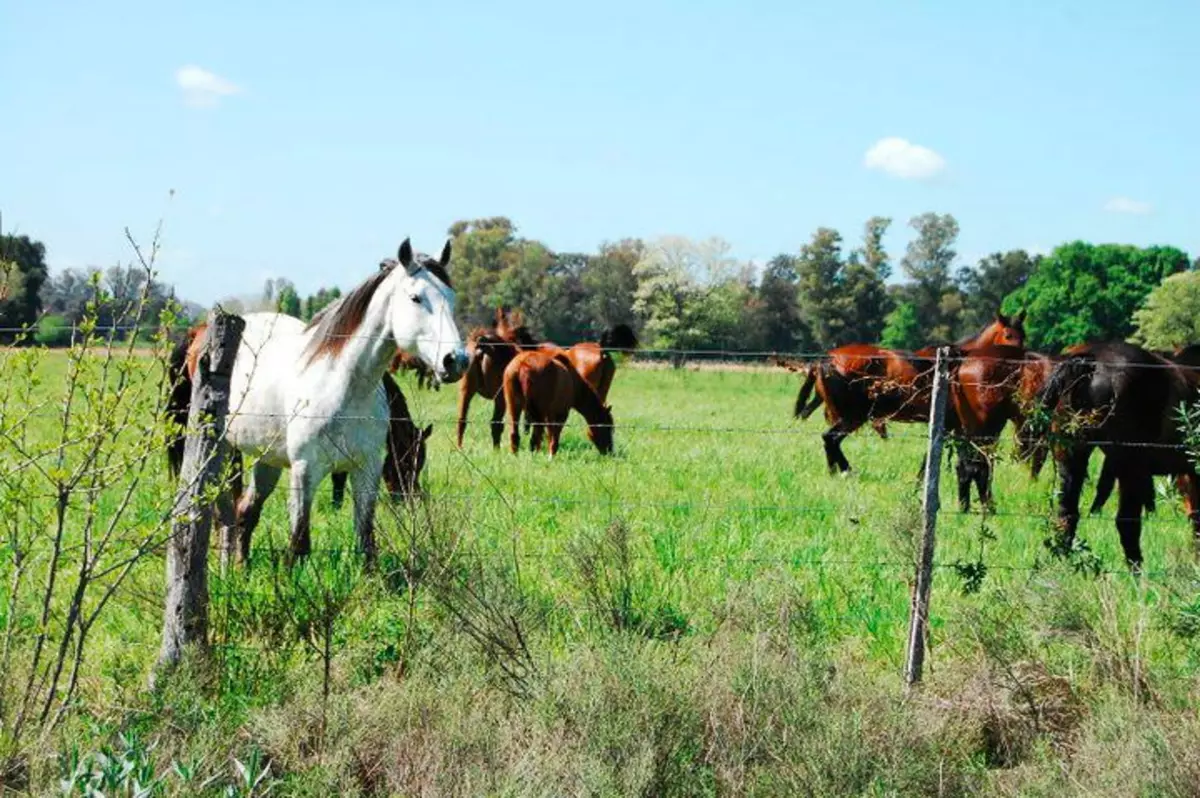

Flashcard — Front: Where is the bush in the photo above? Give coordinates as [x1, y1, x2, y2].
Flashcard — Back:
[34, 313, 72, 346]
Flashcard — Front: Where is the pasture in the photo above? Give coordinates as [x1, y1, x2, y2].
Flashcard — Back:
[4, 346, 1200, 795]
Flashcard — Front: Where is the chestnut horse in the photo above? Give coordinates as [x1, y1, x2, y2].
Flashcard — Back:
[1034, 340, 1200, 569]
[948, 344, 1056, 512]
[456, 309, 637, 448]
[502, 349, 614, 456]
[793, 312, 1026, 474]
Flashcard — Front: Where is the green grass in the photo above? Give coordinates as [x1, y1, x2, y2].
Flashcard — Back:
[4, 348, 1200, 796]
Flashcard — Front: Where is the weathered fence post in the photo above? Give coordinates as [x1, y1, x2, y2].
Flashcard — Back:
[156, 308, 244, 677]
[904, 346, 951, 689]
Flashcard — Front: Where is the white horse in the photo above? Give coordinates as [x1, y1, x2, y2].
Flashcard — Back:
[224, 238, 467, 566]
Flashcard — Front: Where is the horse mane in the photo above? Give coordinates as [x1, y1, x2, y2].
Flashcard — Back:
[304, 264, 396, 364]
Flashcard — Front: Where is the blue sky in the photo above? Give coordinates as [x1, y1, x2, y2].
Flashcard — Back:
[2, 0, 1197, 305]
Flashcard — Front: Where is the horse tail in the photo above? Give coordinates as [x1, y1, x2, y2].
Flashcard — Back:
[1035, 352, 1094, 421]
[599, 324, 639, 353]
[165, 334, 193, 479]
[794, 365, 820, 419]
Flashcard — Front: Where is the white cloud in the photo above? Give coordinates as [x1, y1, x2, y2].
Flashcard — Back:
[175, 65, 242, 109]
[1103, 196, 1152, 215]
[863, 137, 947, 181]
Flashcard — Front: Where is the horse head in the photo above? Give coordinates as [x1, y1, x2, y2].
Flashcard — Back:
[389, 238, 469, 385]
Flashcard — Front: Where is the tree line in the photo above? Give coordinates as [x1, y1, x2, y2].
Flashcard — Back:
[4, 212, 1198, 354]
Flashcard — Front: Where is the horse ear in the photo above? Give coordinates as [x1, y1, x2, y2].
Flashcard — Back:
[439, 240, 452, 268]
[995, 308, 1009, 326]
[1014, 308, 1027, 325]
[422, 423, 434, 439]
[398, 238, 415, 270]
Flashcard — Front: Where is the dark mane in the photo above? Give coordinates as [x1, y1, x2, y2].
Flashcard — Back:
[423, 260, 452, 289]
[304, 265, 395, 364]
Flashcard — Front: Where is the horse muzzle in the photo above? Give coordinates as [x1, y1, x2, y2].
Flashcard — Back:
[436, 350, 469, 385]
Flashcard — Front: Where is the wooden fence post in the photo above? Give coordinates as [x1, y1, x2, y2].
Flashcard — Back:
[156, 308, 244, 676]
[904, 346, 951, 688]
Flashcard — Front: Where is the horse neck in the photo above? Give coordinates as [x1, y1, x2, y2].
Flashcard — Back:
[331, 276, 402, 391]
[570, 370, 606, 423]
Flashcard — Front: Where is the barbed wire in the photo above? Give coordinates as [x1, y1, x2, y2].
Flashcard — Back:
[3, 324, 1200, 370]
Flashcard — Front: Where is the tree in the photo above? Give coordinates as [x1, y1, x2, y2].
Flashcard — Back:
[1131, 271, 1200, 351]
[880, 302, 923, 349]
[840, 216, 893, 343]
[795, 228, 846, 349]
[0, 233, 49, 342]
[756, 253, 809, 353]
[34, 314, 73, 346]
[276, 285, 302, 318]
[580, 239, 642, 336]
[632, 235, 746, 357]
[302, 287, 342, 322]
[956, 250, 1037, 335]
[446, 217, 521, 327]
[900, 213, 961, 341]
[1003, 242, 1191, 351]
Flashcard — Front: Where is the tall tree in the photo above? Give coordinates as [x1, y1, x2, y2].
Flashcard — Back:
[956, 250, 1037, 335]
[276, 285, 302, 318]
[880, 301, 923, 349]
[0, 233, 49, 342]
[756, 253, 809, 353]
[580, 239, 642, 336]
[795, 228, 846, 349]
[840, 216, 893, 343]
[1004, 242, 1192, 351]
[900, 212, 961, 341]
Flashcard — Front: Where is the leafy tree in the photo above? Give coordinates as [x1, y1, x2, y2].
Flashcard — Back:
[880, 302, 923, 349]
[0, 233, 49, 342]
[956, 250, 1037, 336]
[840, 216, 893, 343]
[756, 253, 809, 353]
[633, 235, 747, 357]
[446, 217, 521, 327]
[276, 285, 302, 318]
[1003, 242, 1191, 351]
[302, 287, 342, 321]
[795, 228, 846, 349]
[1131, 270, 1200, 351]
[900, 212, 961, 341]
[580, 239, 642, 336]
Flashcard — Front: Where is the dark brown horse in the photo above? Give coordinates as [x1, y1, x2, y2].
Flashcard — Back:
[793, 312, 1026, 474]
[948, 344, 1056, 512]
[502, 349, 614, 456]
[1034, 340, 1200, 569]
[391, 350, 438, 391]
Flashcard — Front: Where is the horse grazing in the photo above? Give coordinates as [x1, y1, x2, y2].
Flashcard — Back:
[793, 312, 1026, 474]
[167, 239, 468, 567]
[947, 344, 1056, 512]
[391, 350, 439, 391]
[1034, 340, 1200, 569]
[502, 349, 614, 456]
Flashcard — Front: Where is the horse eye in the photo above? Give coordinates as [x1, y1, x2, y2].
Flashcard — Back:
[410, 294, 422, 305]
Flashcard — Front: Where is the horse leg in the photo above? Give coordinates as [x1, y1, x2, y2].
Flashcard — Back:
[490, 394, 507, 449]
[1175, 473, 1200, 558]
[871, 419, 889, 439]
[331, 472, 347, 510]
[285, 461, 321, 566]
[349, 456, 383, 569]
[974, 447, 995, 514]
[822, 420, 858, 474]
[548, 416, 567, 458]
[1090, 454, 1117, 515]
[455, 381, 473, 449]
[528, 404, 545, 453]
[955, 441, 973, 513]
[1054, 446, 1092, 554]
[235, 463, 281, 567]
[507, 393, 523, 455]
[1115, 469, 1151, 572]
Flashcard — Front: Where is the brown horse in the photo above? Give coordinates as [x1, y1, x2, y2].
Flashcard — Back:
[391, 350, 438, 391]
[948, 344, 1056, 512]
[455, 308, 542, 448]
[1034, 340, 1200, 569]
[456, 309, 637, 448]
[502, 349, 614, 456]
[793, 312, 1026, 474]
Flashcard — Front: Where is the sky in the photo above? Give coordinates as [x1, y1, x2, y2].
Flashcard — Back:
[2, 0, 1197, 305]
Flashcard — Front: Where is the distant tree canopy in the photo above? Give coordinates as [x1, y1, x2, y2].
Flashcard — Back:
[1132, 271, 1200, 352]
[0, 233, 49, 342]
[16, 213, 1197, 358]
[40, 264, 185, 340]
[1002, 242, 1192, 352]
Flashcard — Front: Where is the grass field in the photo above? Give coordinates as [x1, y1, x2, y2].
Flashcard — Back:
[3, 347, 1200, 795]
